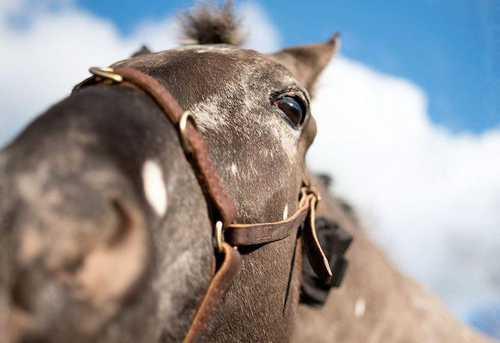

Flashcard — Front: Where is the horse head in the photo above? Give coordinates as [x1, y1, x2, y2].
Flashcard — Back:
[0, 4, 338, 342]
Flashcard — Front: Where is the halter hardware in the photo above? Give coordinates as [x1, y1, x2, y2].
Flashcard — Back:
[179, 110, 195, 154]
[89, 67, 123, 83]
[214, 221, 225, 254]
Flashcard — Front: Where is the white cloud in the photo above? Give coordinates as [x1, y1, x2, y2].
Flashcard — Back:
[0, 7, 133, 145]
[0, 1, 280, 147]
[309, 57, 500, 315]
[238, 2, 281, 53]
[1, 0, 499, 320]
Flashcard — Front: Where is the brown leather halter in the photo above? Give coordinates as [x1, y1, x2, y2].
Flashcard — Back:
[74, 66, 333, 342]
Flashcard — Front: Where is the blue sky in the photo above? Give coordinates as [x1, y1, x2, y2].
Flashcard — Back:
[77, 0, 499, 133]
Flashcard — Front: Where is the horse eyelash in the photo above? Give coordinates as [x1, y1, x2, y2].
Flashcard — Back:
[270, 88, 310, 109]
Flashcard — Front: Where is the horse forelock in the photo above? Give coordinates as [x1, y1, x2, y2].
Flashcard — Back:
[180, 1, 243, 46]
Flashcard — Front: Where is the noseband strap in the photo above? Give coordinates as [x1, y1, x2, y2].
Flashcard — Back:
[74, 67, 332, 342]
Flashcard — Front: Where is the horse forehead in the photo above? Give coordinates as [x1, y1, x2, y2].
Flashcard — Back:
[122, 45, 266, 67]
[115, 45, 287, 89]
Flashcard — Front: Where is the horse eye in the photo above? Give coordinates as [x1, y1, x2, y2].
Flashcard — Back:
[275, 96, 307, 128]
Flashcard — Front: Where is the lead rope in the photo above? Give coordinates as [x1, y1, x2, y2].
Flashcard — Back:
[74, 67, 331, 343]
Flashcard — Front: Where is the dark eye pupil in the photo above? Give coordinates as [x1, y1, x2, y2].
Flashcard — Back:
[276, 96, 305, 127]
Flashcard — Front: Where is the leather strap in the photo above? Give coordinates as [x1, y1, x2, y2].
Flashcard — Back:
[303, 196, 333, 282]
[225, 193, 314, 246]
[184, 243, 241, 342]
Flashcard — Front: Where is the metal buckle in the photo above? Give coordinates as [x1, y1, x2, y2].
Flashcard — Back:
[307, 184, 322, 203]
[214, 221, 225, 254]
[299, 183, 321, 208]
[89, 67, 123, 83]
[179, 111, 195, 154]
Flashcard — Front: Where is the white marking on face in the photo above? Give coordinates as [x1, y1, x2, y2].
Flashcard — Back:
[282, 204, 289, 220]
[142, 160, 168, 216]
[230, 163, 238, 176]
[190, 46, 236, 54]
[354, 298, 366, 318]
[265, 116, 299, 163]
[191, 100, 228, 132]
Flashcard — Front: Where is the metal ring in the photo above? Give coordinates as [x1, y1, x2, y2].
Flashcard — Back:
[214, 221, 224, 254]
[89, 67, 123, 83]
[179, 111, 194, 154]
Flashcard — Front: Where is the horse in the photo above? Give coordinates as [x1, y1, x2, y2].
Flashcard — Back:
[0, 4, 342, 342]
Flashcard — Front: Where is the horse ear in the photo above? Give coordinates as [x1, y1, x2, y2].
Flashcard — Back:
[270, 33, 341, 94]
[131, 45, 152, 57]
[300, 217, 352, 307]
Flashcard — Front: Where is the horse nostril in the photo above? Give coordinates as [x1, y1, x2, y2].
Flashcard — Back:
[10, 272, 31, 314]
[61, 256, 84, 275]
[71, 197, 152, 305]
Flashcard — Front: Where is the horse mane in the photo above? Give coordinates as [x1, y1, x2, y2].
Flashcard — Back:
[180, 1, 243, 46]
